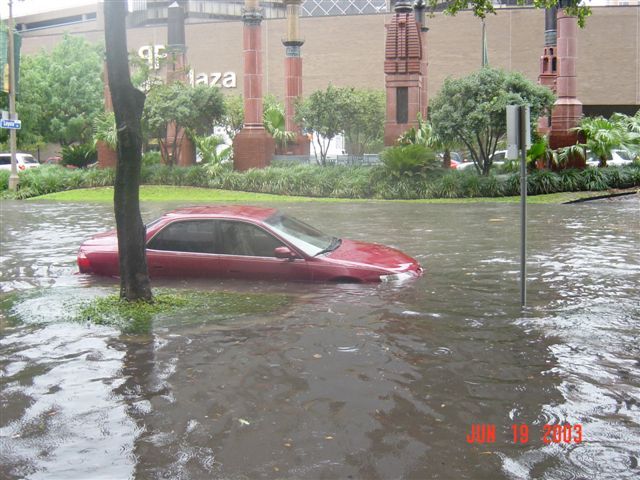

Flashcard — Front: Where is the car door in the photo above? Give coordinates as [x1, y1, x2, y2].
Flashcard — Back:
[216, 220, 310, 281]
[146, 220, 221, 277]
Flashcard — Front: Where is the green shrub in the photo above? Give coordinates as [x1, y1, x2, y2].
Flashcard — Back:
[503, 173, 521, 196]
[0, 170, 9, 191]
[142, 151, 162, 167]
[558, 169, 582, 192]
[478, 175, 502, 197]
[381, 144, 438, 178]
[528, 170, 561, 195]
[579, 168, 608, 191]
[429, 172, 462, 198]
[62, 143, 97, 168]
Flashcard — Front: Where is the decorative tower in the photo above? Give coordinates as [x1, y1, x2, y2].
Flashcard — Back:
[537, 6, 557, 135]
[97, 63, 118, 169]
[165, 1, 196, 166]
[383, 0, 426, 146]
[548, 1, 584, 167]
[282, 0, 309, 155]
[233, 0, 275, 171]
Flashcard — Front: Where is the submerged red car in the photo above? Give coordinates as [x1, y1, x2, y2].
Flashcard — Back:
[77, 206, 423, 283]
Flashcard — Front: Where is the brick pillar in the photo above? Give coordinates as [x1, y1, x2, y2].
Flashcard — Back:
[548, 6, 584, 169]
[165, 2, 195, 167]
[97, 62, 118, 169]
[383, 0, 426, 146]
[233, 1, 274, 171]
[282, 0, 309, 155]
[415, 0, 428, 120]
[537, 7, 557, 136]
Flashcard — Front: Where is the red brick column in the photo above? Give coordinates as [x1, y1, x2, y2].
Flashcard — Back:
[549, 8, 584, 167]
[383, 1, 426, 146]
[233, 2, 274, 171]
[97, 63, 117, 169]
[537, 7, 557, 136]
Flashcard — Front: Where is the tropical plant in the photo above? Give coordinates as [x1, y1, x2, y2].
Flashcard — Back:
[572, 116, 631, 167]
[381, 144, 439, 178]
[262, 99, 296, 153]
[62, 143, 97, 168]
[194, 134, 232, 177]
[399, 113, 459, 168]
[93, 111, 118, 150]
[429, 67, 555, 175]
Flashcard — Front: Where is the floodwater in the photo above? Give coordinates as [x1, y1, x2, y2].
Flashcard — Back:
[1, 197, 639, 479]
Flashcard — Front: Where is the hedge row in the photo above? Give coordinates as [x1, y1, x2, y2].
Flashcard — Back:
[2, 163, 639, 200]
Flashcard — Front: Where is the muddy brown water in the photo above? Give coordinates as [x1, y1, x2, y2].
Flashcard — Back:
[1, 198, 639, 479]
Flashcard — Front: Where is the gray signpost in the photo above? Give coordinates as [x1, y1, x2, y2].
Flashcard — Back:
[506, 105, 531, 308]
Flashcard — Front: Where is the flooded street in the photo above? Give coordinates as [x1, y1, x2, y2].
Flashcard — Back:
[1, 198, 639, 479]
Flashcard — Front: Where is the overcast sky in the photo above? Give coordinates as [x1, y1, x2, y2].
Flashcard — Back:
[0, 0, 97, 19]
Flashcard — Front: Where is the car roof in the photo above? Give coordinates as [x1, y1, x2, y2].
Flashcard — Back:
[162, 205, 279, 222]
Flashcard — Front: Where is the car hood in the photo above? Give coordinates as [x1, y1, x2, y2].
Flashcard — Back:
[325, 239, 420, 272]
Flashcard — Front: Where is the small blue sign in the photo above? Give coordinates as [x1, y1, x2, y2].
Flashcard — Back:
[0, 119, 21, 130]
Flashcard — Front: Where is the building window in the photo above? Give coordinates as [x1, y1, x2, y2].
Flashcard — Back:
[396, 87, 408, 124]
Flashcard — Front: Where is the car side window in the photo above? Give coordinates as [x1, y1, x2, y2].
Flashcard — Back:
[0, 156, 10, 165]
[218, 221, 285, 257]
[147, 220, 217, 253]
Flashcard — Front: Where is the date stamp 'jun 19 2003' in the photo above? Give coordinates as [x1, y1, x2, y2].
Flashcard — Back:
[466, 424, 583, 445]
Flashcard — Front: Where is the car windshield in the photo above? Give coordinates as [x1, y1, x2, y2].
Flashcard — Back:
[22, 155, 38, 164]
[264, 212, 335, 257]
[614, 150, 632, 160]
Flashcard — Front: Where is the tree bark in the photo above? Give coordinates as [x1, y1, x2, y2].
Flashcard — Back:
[104, 1, 153, 302]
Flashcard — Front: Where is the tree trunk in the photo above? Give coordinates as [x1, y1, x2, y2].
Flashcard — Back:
[104, 1, 153, 302]
[442, 148, 451, 169]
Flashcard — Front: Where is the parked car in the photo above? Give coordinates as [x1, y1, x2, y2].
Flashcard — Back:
[586, 149, 634, 167]
[457, 150, 507, 171]
[0, 153, 40, 171]
[77, 206, 424, 283]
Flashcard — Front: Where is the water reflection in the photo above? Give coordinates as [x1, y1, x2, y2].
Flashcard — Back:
[1, 197, 639, 479]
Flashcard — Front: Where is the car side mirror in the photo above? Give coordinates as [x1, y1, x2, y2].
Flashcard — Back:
[274, 246, 300, 260]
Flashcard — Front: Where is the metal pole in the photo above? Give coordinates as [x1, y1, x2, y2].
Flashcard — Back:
[8, 0, 18, 191]
[519, 105, 527, 308]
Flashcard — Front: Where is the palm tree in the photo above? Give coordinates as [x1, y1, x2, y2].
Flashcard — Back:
[573, 116, 630, 168]
[263, 105, 296, 154]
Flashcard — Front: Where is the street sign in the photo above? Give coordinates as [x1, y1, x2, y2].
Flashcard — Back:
[0, 119, 21, 129]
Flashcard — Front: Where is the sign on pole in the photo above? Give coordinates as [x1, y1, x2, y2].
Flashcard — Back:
[506, 104, 531, 308]
[0, 118, 21, 129]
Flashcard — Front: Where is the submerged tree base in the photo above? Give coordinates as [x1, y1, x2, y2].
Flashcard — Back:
[76, 290, 292, 334]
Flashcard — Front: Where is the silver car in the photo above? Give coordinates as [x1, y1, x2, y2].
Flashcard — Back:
[0, 153, 40, 171]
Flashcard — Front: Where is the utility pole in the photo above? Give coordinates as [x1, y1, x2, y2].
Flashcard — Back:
[7, 0, 18, 190]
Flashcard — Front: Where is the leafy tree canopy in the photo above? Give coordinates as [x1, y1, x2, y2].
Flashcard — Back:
[430, 67, 555, 175]
[295, 85, 384, 163]
[342, 89, 385, 156]
[16, 34, 104, 146]
[143, 81, 225, 139]
[143, 81, 225, 164]
[222, 94, 244, 139]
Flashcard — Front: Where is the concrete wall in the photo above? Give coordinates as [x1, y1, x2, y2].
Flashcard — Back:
[17, 6, 640, 108]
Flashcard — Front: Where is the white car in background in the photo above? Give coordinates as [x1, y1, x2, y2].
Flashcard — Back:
[456, 150, 508, 171]
[0, 153, 40, 171]
[586, 149, 634, 167]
